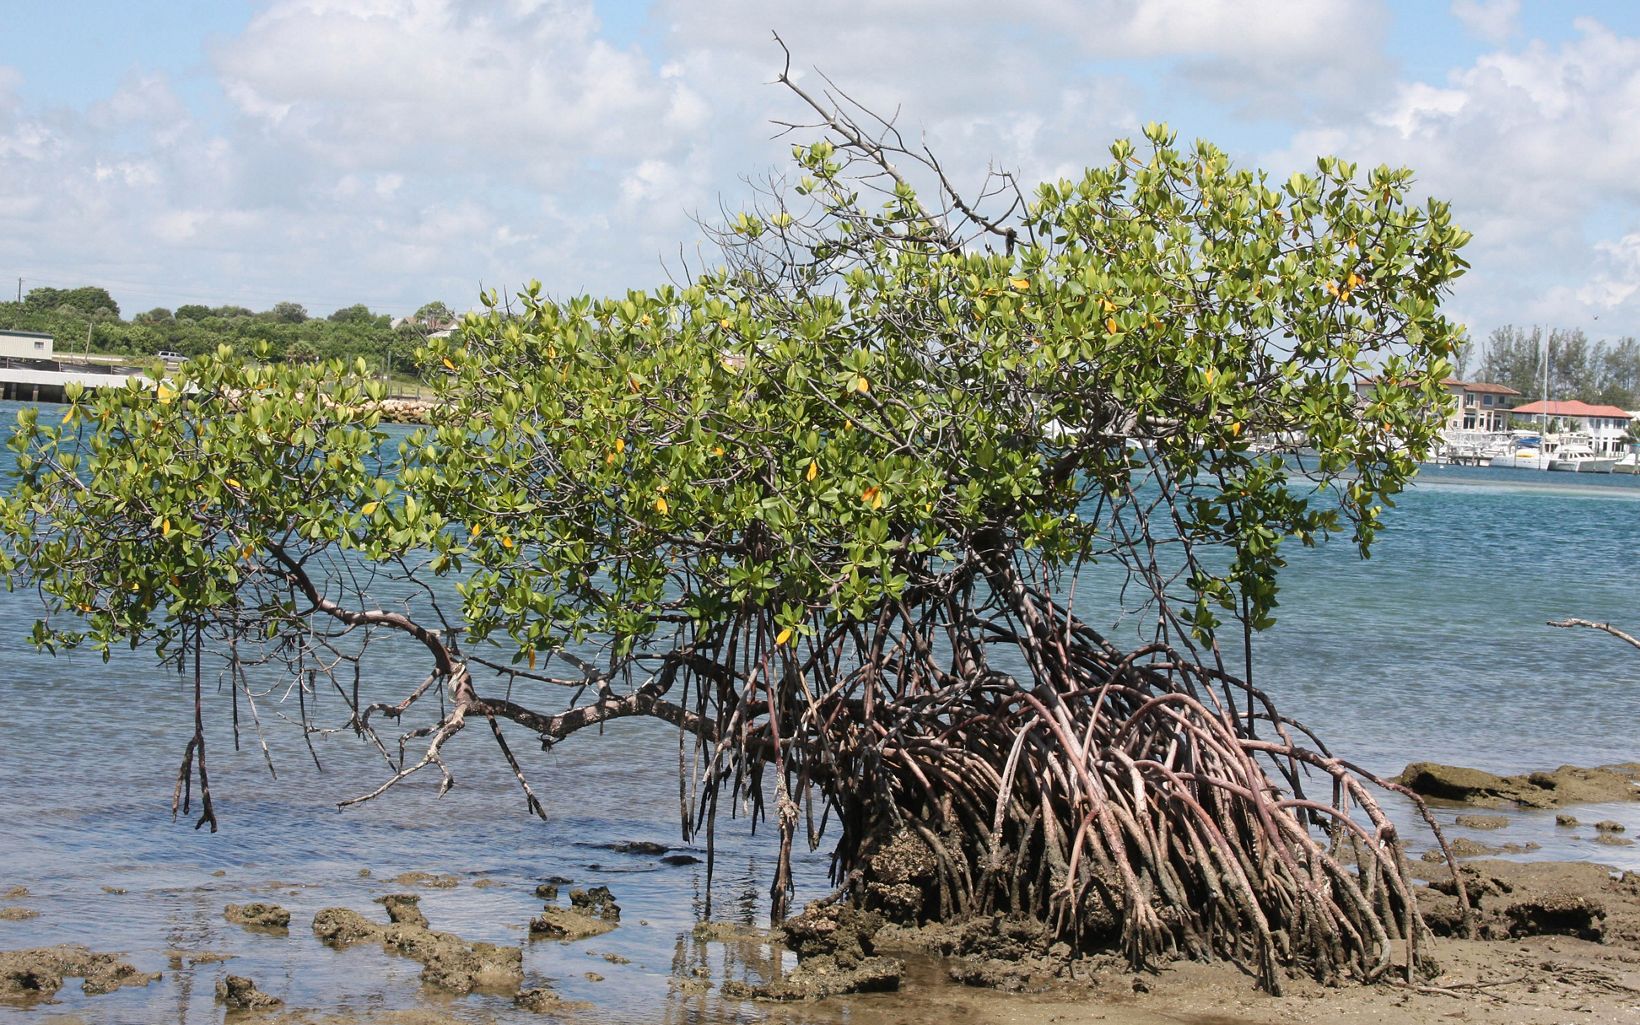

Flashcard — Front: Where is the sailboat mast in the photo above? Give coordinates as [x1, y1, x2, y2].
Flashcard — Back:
[1540, 326, 1549, 471]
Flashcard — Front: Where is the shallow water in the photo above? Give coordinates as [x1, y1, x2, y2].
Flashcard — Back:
[0, 404, 1636, 1023]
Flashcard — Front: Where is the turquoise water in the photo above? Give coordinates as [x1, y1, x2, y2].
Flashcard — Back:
[0, 401, 1636, 1023]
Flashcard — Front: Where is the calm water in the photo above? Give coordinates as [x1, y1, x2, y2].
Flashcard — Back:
[0, 401, 1637, 1023]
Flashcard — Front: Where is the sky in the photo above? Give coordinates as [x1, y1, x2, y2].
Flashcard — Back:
[3, 0, 1640, 345]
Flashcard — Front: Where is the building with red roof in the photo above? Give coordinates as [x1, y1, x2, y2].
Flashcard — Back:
[1508, 400, 1633, 455]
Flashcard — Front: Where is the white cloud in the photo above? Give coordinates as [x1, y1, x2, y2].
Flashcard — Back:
[2, 1, 1640, 341]
[1450, 0, 1520, 46]
[214, 0, 690, 185]
[1267, 19, 1640, 334]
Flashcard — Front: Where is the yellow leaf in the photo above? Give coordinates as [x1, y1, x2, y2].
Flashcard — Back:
[225, 477, 241, 489]
[1010, 277, 1029, 291]
[1230, 422, 1243, 437]
[711, 445, 725, 457]
[629, 376, 641, 393]
[654, 496, 669, 514]
[615, 437, 626, 453]
[1100, 297, 1116, 314]
[442, 357, 456, 371]
[501, 536, 513, 549]
[241, 545, 254, 560]
[527, 649, 537, 670]
[157, 385, 177, 405]
[1105, 317, 1118, 334]
[856, 376, 870, 394]
[873, 491, 885, 510]
[719, 318, 733, 330]
[805, 459, 818, 482]
[361, 501, 379, 516]
[1204, 368, 1216, 386]
[1326, 281, 1340, 297]
[639, 314, 652, 325]
[861, 485, 880, 507]
[470, 523, 482, 539]
[776, 627, 793, 645]
[605, 452, 616, 465]
[161, 519, 171, 537]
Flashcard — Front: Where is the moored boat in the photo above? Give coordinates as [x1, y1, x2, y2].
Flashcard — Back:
[1548, 435, 1617, 473]
[1487, 432, 1554, 469]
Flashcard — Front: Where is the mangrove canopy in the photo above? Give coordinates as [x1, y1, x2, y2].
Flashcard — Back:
[1, 85, 1470, 991]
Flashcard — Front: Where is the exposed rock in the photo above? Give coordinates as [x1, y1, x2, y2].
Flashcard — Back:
[312, 908, 383, 946]
[225, 902, 291, 930]
[603, 841, 669, 855]
[1594, 834, 1635, 847]
[375, 894, 428, 929]
[0, 888, 25, 900]
[1414, 859, 1640, 947]
[584, 971, 604, 982]
[662, 854, 703, 866]
[935, 916, 1064, 992]
[533, 883, 559, 902]
[1556, 814, 1580, 827]
[1421, 837, 1541, 860]
[388, 871, 460, 889]
[101, 886, 127, 895]
[529, 906, 615, 941]
[215, 974, 282, 1010]
[164, 949, 231, 969]
[720, 901, 902, 1001]
[0, 909, 37, 921]
[1504, 894, 1606, 941]
[516, 986, 566, 1013]
[315, 902, 522, 994]
[1593, 820, 1627, 833]
[602, 952, 631, 965]
[692, 920, 769, 943]
[570, 886, 621, 923]
[1415, 890, 1468, 938]
[471, 878, 497, 889]
[0, 945, 160, 1001]
[1454, 814, 1510, 830]
[1398, 761, 1640, 809]
[860, 829, 939, 923]
[380, 922, 523, 993]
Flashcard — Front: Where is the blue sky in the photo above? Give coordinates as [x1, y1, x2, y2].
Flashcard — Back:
[4, 0, 1640, 347]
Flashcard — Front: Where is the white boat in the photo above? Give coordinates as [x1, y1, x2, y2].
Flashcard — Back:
[1490, 448, 1555, 470]
[1440, 430, 1515, 465]
[1612, 452, 1640, 474]
[1487, 432, 1555, 470]
[1548, 435, 1617, 473]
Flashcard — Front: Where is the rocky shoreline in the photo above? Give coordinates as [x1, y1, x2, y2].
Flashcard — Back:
[3, 763, 1637, 1024]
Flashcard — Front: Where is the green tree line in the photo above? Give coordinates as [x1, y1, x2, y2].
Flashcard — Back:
[0, 286, 456, 374]
[1472, 324, 1640, 408]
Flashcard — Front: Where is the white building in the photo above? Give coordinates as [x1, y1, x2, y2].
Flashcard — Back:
[1508, 400, 1633, 456]
[0, 330, 54, 360]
